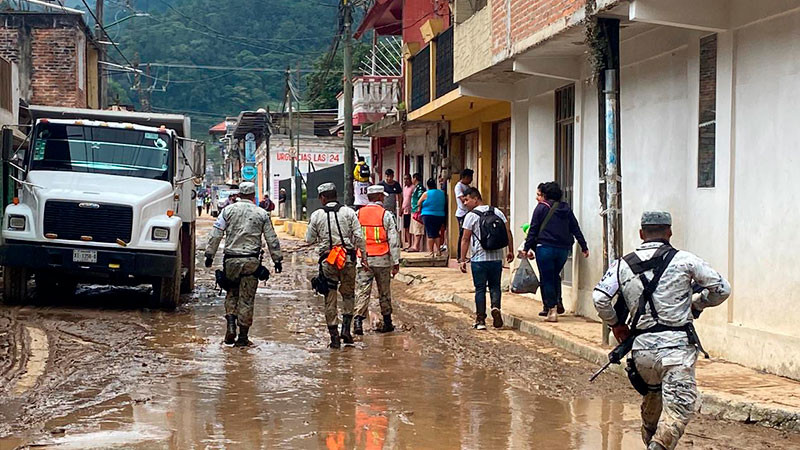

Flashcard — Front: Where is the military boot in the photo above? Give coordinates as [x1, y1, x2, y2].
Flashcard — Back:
[646, 441, 666, 450]
[353, 315, 364, 335]
[224, 315, 237, 345]
[341, 315, 354, 345]
[328, 325, 341, 349]
[234, 326, 252, 347]
[378, 314, 395, 333]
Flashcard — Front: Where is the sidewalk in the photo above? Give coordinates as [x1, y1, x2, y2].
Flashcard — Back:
[393, 265, 800, 433]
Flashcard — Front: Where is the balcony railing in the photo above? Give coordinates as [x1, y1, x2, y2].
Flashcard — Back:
[410, 45, 430, 111]
[435, 27, 457, 99]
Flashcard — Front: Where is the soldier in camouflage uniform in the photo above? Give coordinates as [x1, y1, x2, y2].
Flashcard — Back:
[305, 182, 368, 348]
[593, 211, 731, 450]
[205, 182, 283, 347]
[354, 185, 401, 335]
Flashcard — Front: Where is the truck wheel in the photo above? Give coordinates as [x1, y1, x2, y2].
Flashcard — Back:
[3, 266, 29, 304]
[154, 250, 181, 310]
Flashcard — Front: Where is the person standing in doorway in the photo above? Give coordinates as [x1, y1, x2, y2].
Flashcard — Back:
[379, 169, 403, 225]
[459, 187, 514, 330]
[401, 174, 413, 250]
[408, 173, 425, 252]
[354, 185, 401, 335]
[454, 169, 473, 261]
[522, 181, 589, 322]
[418, 178, 447, 257]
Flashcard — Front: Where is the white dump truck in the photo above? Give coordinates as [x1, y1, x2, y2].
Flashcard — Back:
[0, 106, 205, 308]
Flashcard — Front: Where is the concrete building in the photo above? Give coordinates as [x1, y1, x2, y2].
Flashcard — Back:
[452, 0, 800, 380]
[0, 11, 101, 109]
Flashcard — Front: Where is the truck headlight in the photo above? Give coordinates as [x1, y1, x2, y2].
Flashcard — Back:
[8, 215, 26, 231]
[151, 227, 170, 241]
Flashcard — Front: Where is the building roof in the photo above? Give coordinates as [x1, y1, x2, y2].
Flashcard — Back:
[232, 111, 269, 140]
[209, 121, 227, 134]
[354, 0, 402, 39]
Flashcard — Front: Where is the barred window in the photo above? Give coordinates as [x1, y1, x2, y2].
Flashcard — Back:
[698, 34, 717, 188]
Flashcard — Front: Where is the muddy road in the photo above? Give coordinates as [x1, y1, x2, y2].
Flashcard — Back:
[1, 219, 799, 449]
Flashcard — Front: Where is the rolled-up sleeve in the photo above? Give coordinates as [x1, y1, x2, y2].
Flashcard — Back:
[689, 256, 731, 311]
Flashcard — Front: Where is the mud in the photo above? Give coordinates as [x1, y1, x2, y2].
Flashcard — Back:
[0, 220, 797, 449]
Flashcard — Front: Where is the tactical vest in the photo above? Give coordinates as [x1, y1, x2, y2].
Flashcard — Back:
[357, 204, 389, 256]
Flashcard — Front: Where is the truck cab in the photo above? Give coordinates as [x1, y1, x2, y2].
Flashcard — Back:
[0, 106, 205, 309]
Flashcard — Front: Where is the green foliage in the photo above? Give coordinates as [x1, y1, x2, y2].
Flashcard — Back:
[109, 0, 340, 137]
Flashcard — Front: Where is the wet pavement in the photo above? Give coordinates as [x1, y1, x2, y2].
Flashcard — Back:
[1, 222, 799, 449]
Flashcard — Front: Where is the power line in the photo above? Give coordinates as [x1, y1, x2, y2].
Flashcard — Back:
[78, 0, 135, 69]
[143, 62, 343, 74]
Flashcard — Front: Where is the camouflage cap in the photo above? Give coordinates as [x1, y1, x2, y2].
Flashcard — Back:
[367, 185, 386, 195]
[641, 210, 672, 226]
[239, 182, 255, 195]
[317, 182, 336, 194]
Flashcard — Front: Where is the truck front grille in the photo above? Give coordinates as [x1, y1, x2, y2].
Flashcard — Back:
[43, 201, 133, 243]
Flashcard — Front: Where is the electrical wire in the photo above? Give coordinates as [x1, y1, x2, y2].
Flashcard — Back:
[78, 0, 135, 69]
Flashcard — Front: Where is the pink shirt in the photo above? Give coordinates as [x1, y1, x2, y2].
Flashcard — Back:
[402, 184, 414, 214]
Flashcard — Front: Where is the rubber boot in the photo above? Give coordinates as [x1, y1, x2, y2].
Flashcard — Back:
[328, 325, 341, 349]
[379, 314, 395, 333]
[341, 315, 354, 345]
[234, 325, 252, 347]
[545, 307, 558, 323]
[353, 315, 364, 336]
[224, 315, 237, 345]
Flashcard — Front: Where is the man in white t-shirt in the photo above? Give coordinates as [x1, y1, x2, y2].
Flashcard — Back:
[454, 169, 474, 260]
[458, 187, 514, 330]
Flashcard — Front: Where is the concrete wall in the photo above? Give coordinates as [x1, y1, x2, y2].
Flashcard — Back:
[453, 6, 491, 82]
[504, 6, 800, 379]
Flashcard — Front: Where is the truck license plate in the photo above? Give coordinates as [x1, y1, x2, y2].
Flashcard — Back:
[73, 249, 97, 263]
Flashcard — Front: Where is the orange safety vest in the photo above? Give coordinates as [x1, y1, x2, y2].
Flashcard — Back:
[358, 204, 390, 257]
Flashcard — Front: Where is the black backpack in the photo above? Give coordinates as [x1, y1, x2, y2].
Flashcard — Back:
[359, 163, 371, 179]
[471, 207, 509, 251]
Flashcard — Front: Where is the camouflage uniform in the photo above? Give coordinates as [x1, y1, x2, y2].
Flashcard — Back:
[593, 241, 730, 450]
[205, 198, 282, 328]
[355, 201, 401, 318]
[306, 201, 366, 326]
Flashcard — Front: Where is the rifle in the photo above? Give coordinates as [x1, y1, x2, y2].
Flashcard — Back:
[589, 333, 634, 382]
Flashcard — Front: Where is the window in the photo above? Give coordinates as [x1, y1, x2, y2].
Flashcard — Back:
[555, 85, 575, 285]
[698, 34, 717, 188]
[30, 123, 172, 181]
[0, 57, 11, 112]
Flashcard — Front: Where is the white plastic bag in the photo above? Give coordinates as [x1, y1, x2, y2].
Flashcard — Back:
[511, 258, 539, 294]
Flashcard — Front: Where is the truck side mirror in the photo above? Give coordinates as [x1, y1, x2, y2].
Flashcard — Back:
[192, 142, 206, 178]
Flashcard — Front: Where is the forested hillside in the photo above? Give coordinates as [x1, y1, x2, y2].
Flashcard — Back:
[83, 0, 345, 135]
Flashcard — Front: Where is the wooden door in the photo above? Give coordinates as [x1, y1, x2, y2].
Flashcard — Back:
[492, 120, 511, 218]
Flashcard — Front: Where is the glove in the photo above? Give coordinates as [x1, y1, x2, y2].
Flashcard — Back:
[274, 261, 282, 274]
[204, 256, 213, 268]
[611, 324, 631, 343]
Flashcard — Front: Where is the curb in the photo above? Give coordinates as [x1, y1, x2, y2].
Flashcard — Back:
[394, 273, 800, 432]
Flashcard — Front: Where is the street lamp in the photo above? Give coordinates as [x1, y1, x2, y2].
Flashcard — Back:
[104, 13, 150, 28]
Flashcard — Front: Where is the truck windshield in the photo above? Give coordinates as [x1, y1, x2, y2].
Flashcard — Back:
[29, 123, 171, 181]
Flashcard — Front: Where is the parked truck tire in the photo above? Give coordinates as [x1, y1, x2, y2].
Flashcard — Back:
[3, 266, 29, 304]
[154, 250, 182, 310]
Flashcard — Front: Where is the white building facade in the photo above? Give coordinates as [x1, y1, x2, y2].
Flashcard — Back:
[454, 0, 800, 380]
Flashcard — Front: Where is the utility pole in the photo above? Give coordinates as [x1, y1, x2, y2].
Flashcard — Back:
[95, 0, 107, 108]
[142, 63, 152, 112]
[342, 0, 355, 206]
[286, 67, 299, 221]
[595, 18, 621, 345]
